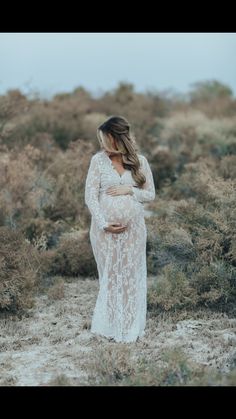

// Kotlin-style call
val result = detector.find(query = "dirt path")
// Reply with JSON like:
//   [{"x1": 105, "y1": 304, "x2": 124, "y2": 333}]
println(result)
[{"x1": 0, "y1": 278, "x2": 235, "y2": 386}]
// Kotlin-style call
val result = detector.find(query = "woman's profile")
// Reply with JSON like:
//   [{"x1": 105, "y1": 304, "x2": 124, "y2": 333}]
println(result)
[{"x1": 85, "y1": 116, "x2": 155, "y2": 343}]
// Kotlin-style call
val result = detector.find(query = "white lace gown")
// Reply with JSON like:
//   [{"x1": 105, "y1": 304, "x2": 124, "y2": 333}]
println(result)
[{"x1": 85, "y1": 150, "x2": 155, "y2": 342}]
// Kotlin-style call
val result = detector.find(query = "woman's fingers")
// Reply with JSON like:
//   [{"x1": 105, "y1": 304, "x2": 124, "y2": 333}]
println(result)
[
  {"x1": 112, "y1": 225, "x2": 127, "y2": 233},
  {"x1": 106, "y1": 185, "x2": 129, "y2": 196},
  {"x1": 106, "y1": 188, "x2": 117, "y2": 195}
]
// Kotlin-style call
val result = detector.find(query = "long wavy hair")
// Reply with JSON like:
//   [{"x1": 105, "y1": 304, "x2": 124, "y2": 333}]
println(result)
[{"x1": 97, "y1": 116, "x2": 146, "y2": 188}]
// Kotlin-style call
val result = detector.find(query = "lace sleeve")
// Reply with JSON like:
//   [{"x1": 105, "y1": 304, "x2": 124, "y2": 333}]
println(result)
[
  {"x1": 131, "y1": 155, "x2": 156, "y2": 203},
  {"x1": 85, "y1": 155, "x2": 109, "y2": 231}
]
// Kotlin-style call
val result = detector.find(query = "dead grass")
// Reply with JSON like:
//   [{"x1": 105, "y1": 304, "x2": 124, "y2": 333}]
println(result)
[
  {"x1": 47, "y1": 278, "x2": 65, "y2": 300},
  {"x1": 0, "y1": 278, "x2": 235, "y2": 386}
]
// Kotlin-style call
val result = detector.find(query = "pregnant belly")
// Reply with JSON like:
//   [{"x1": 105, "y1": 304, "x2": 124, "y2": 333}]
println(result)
[{"x1": 99, "y1": 193, "x2": 143, "y2": 226}]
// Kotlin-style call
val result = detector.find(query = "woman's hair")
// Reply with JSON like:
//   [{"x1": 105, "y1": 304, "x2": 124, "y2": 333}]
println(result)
[{"x1": 97, "y1": 115, "x2": 146, "y2": 188}]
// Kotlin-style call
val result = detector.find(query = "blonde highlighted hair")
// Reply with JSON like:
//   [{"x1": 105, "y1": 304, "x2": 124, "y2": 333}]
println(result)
[{"x1": 97, "y1": 116, "x2": 146, "y2": 188}]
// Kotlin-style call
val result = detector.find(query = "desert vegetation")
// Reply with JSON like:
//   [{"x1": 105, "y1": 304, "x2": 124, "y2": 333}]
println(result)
[{"x1": 0, "y1": 80, "x2": 235, "y2": 385}]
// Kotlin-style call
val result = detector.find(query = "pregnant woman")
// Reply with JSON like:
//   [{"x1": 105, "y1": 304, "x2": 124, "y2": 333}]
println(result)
[{"x1": 85, "y1": 116, "x2": 155, "y2": 343}]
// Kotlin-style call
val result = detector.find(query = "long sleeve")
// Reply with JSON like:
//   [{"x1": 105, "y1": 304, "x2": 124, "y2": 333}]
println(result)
[
  {"x1": 85, "y1": 155, "x2": 109, "y2": 231},
  {"x1": 131, "y1": 155, "x2": 156, "y2": 203}
]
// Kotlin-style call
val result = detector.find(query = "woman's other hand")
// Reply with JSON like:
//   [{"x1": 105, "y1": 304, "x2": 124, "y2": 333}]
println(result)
[{"x1": 106, "y1": 185, "x2": 133, "y2": 196}]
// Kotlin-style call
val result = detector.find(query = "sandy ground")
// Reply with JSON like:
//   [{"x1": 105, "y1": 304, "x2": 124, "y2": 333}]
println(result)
[{"x1": 0, "y1": 277, "x2": 235, "y2": 386}]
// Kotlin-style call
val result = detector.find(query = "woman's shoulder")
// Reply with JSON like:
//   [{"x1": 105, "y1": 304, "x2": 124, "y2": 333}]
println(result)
[
  {"x1": 89, "y1": 151, "x2": 105, "y2": 169},
  {"x1": 137, "y1": 153, "x2": 147, "y2": 163},
  {"x1": 91, "y1": 150, "x2": 103, "y2": 161}
]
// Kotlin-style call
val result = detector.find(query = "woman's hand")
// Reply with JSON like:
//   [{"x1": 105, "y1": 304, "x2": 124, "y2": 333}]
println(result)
[
  {"x1": 104, "y1": 223, "x2": 128, "y2": 234},
  {"x1": 106, "y1": 185, "x2": 132, "y2": 196}
]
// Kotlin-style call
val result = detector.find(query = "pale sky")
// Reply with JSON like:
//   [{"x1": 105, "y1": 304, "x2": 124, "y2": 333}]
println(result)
[{"x1": 0, "y1": 32, "x2": 236, "y2": 98}]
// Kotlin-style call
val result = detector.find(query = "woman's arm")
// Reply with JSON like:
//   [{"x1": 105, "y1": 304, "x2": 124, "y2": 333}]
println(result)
[
  {"x1": 131, "y1": 155, "x2": 156, "y2": 203},
  {"x1": 85, "y1": 155, "x2": 109, "y2": 231}
]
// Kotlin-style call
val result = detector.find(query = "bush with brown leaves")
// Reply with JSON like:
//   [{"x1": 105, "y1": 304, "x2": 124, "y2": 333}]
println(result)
[
  {"x1": 146, "y1": 156, "x2": 236, "y2": 313},
  {"x1": 0, "y1": 227, "x2": 40, "y2": 313},
  {"x1": 45, "y1": 229, "x2": 97, "y2": 277}
]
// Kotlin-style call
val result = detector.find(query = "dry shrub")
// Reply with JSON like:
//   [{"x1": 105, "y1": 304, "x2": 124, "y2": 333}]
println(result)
[
  {"x1": 0, "y1": 144, "x2": 56, "y2": 229},
  {"x1": 36, "y1": 249, "x2": 57, "y2": 282},
  {"x1": 42, "y1": 139, "x2": 94, "y2": 227},
  {"x1": 150, "y1": 145, "x2": 177, "y2": 188},
  {"x1": 88, "y1": 346, "x2": 236, "y2": 386},
  {"x1": 225, "y1": 241, "x2": 236, "y2": 266},
  {"x1": 148, "y1": 264, "x2": 198, "y2": 311},
  {"x1": 0, "y1": 226, "x2": 40, "y2": 313},
  {"x1": 189, "y1": 80, "x2": 236, "y2": 117},
  {"x1": 49, "y1": 229, "x2": 97, "y2": 277},
  {"x1": 0, "y1": 139, "x2": 94, "y2": 242},
  {"x1": 125, "y1": 349, "x2": 200, "y2": 386},
  {"x1": 192, "y1": 96, "x2": 236, "y2": 118},
  {"x1": 128, "y1": 351, "x2": 236, "y2": 386},
  {"x1": 156, "y1": 111, "x2": 236, "y2": 170},
  {"x1": 189, "y1": 260, "x2": 233, "y2": 305},
  {"x1": 24, "y1": 218, "x2": 67, "y2": 247},
  {"x1": 80, "y1": 112, "x2": 108, "y2": 142},
  {"x1": 47, "y1": 278, "x2": 65, "y2": 300},
  {"x1": 147, "y1": 229, "x2": 235, "y2": 312},
  {"x1": 0, "y1": 90, "x2": 30, "y2": 144},
  {"x1": 218, "y1": 155, "x2": 236, "y2": 180},
  {"x1": 45, "y1": 374, "x2": 72, "y2": 386},
  {"x1": 147, "y1": 215, "x2": 196, "y2": 275},
  {"x1": 172, "y1": 160, "x2": 236, "y2": 242},
  {"x1": 88, "y1": 345, "x2": 135, "y2": 385},
  {"x1": 5, "y1": 97, "x2": 84, "y2": 150},
  {"x1": 146, "y1": 158, "x2": 236, "y2": 312}
]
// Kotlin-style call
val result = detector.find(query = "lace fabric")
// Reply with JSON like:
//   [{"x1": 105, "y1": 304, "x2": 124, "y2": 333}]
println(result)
[{"x1": 84, "y1": 150, "x2": 155, "y2": 342}]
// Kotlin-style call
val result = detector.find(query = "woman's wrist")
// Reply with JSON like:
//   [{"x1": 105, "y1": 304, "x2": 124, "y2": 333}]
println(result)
[
  {"x1": 102, "y1": 221, "x2": 110, "y2": 230},
  {"x1": 129, "y1": 186, "x2": 134, "y2": 195}
]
